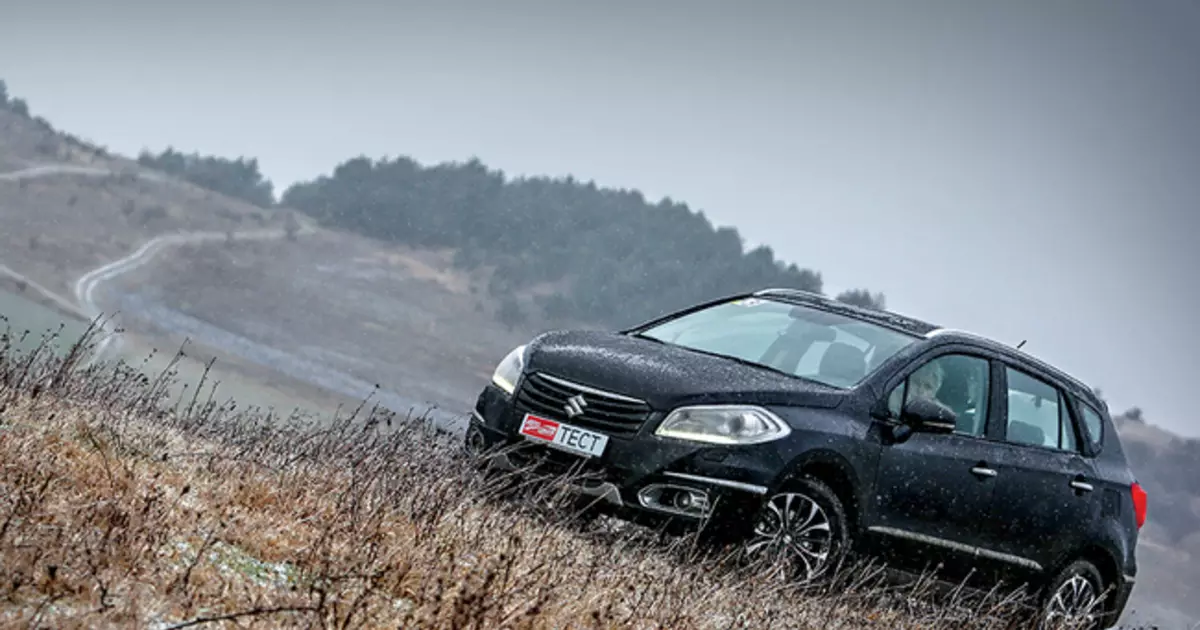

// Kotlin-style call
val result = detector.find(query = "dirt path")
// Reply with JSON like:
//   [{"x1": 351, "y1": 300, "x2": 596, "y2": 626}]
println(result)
[
  {"x1": 0, "y1": 165, "x2": 355, "y2": 422},
  {"x1": 0, "y1": 164, "x2": 464, "y2": 429},
  {"x1": 0, "y1": 164, "x2": 316, "y2": 368}
]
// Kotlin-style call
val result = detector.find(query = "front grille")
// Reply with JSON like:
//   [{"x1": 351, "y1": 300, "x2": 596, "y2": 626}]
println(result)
[{"x1": 516, "y1": 372, "x2": 651, "y2": 436}]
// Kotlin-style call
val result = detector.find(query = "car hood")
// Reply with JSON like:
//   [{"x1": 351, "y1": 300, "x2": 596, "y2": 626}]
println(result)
[{"x1": 524, "y1": 329, "x2": 847, "y2": 410}]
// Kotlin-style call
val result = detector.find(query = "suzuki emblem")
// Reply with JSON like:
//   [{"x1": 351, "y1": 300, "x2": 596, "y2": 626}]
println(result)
[{"x1": 564, "y1": 394, "x2": 588, "y2": 418}]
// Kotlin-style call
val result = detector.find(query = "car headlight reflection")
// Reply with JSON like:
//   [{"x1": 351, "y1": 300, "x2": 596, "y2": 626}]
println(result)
[
  {"x1": 655, "y1": 405, "x2": 790, "y2": 445},
  {"x1": 490, "y1": 344, "x2": 527, "y2": 395}
]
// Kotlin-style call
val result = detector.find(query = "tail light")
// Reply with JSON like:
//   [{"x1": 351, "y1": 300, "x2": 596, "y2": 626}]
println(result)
[{"x1": 1131, "y1": 481, "x2": 1148, "y2": 529}]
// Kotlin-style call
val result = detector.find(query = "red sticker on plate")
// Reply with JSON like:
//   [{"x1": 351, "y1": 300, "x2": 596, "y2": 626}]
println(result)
[{"x1": 520, "y1": 414, "x2": 560, "y2": 441}]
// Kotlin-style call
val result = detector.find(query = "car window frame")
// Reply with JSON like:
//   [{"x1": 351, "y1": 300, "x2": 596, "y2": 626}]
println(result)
[
  {"x1": 875, "y1": 345, "x2": 1001, "y2": 442},
  {"x1": 994, "y1": 361, "x2": 1088, "y2": 456}
]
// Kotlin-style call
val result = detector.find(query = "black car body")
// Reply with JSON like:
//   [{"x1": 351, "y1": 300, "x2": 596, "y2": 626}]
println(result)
[{"x1": 465, "y1": 289, "x2": 1147, "y2": 629}]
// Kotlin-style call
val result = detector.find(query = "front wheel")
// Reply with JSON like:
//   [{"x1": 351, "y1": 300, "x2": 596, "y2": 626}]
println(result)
[
  {"x1": 740, "y1": 476, "x2": 850, "y2": 585},
  {"x1": 1040, "y1": 559, "x2": 1110, "y2": 630}
]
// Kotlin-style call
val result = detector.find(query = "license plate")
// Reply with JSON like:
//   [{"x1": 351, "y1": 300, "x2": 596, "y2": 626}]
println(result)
[{"x1": 518, "y1": 413, "x2": 609, "y2": 458}]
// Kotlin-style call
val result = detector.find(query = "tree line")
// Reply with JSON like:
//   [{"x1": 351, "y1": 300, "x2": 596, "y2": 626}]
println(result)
[
  {"x1": 279, "y1": 155, "x2": 885, "y2": 328},
  {"x1": 0, "y1": 79, "x2": 30, "y2": 117},
  {"x1": 137, "y1": 147, "x2": 275, "y2": 209}
]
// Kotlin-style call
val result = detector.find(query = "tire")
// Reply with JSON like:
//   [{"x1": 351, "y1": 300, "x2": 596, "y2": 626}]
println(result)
[
  {"x1": 739, "y1": 475, "x2": 851, "y2": 586},
  {"x1": 1039, "y1": 559, "x2": 1110, "y2": 630}
]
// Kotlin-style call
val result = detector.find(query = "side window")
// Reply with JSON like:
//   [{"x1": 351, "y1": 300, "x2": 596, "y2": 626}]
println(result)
[
  {"x1": 1003, "y1": 367, "x2": 1080, "y2": 452},
  {"x1": 1077, "y1": 401, "x2": 1105, "y2": 453},
  {"x1": 885, "y1": 353, "x2": 991, "y2": 437}
]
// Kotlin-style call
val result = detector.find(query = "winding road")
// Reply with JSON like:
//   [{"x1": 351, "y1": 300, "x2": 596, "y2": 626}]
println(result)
[
  {"x1": 0, "y1": 163, "x2": 316, "y2": 368},
  {"x1": 0, "y1": 164, "x2": 165, "y2": 183},
  {"x1": 1, "y1": 163, "x2": 462, "y2": 427}
]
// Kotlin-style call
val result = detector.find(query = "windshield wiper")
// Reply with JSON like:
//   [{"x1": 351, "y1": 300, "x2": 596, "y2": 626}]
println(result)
[{"x1": 628, "y1": 332, "x2": 665, "y2": 344}]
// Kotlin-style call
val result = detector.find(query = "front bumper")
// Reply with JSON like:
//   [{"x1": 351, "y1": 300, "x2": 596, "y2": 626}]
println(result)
[{"x1": 468, "y1": 383, "x2": 785, "y2": 525}]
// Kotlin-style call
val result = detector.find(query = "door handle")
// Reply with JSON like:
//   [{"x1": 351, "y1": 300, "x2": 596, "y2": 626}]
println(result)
[
  {"x1": 970, "y1": 466, "x2": 998, "y2": 478},
  {"x1": 1070, "y1": 480, "x2": 1094, "y2": 493}
]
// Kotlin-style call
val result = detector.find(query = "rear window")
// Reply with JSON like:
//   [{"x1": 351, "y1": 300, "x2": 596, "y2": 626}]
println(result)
[
  {"x1": 1077, "y1": 401, "x2": 1105, "y2": 453},
  {"x1": 1003, "y1": 367, "x2": 1079, "y2": 452}
]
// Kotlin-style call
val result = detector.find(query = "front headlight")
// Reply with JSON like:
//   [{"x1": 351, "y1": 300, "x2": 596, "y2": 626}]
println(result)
[
  {"x1": 490, "y1": 344, "x2": 527, "y2": 395},
  {"x1": 655, "y1": 405, "x2": 791, "y2": 445}
]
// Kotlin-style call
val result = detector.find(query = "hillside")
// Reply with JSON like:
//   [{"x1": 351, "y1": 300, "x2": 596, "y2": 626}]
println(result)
[
  {"x1": 0, "y1": 86, "x2": 353, "y2": 420},
  {"x1": 102, "y1": 231, "x2": 536, "y2": 416},
  {"x1": 1112, "y1": 411, "x2": 1200, "y2": 548},
  {"x1": 280, "y1": 156, "x2": 889, "y2": 330},
  {"x1": 0, "y1": 110, "x2": 301, "y2": 300}
]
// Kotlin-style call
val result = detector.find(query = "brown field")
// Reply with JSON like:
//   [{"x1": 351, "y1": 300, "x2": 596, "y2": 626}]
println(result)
[{"x1": 101, "y1": 231, "x2": 540, "y2": 416}]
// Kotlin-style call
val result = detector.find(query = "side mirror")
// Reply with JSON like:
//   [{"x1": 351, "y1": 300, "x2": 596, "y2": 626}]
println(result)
[{"x1": 900, "y1": 397, "x2": 958, "y2": 435}]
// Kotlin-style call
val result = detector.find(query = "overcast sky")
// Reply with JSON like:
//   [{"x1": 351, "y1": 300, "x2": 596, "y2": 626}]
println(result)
[{"x1": 2, "y1": 0, "x2": 1198, "y2": 436}]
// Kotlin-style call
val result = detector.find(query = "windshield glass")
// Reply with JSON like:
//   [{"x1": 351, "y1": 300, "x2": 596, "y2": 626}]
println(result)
[{"x1": 636, "y1": 297, "x2": 919, "y2": 388}]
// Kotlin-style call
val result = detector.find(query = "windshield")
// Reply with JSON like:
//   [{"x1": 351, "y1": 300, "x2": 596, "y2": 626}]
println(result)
[{"x1": 635, "y1": 297, "x2": 919, "y2": 388}]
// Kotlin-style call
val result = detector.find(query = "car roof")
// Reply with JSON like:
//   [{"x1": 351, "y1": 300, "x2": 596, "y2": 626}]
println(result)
[
  {"x1": 753, "y1": 288, "x2": 1105, "y2": 411},
  {"x1": 752, "y1": 288, "x2": 941, "y2": 337},
  {"x1": 924, "y1": 328, "x2": 1102, "y2": 408}
]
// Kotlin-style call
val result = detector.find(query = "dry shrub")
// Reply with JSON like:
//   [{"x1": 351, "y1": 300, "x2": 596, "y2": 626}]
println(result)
[{"x1": 0, "y1": 323, "x2": 1142, "y2": 629}]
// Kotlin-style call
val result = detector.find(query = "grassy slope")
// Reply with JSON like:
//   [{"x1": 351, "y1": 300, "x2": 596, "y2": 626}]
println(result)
[{"x1": 1, "y1": 339, "x2": 1107, "y2": 630}]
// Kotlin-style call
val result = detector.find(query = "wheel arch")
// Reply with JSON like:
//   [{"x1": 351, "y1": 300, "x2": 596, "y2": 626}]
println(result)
[
  {"x1": 1071, "y1": 544, "x2": 1121, "y2": 596},
  {"x1": 1045, "y1": 545, "x2": 1125, "y2": 629},
  {"x1": 782, "y1": 449, "x2": 863, "y2": 534}
]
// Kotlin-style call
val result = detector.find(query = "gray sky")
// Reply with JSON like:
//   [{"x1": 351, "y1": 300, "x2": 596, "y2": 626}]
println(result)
[{"x1": 2, "y1": 0, "x2": 1198, "y2": 436}]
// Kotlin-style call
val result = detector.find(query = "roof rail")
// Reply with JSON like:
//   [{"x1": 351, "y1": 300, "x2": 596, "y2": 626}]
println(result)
[
  {"x1": 925, "y1": 327, "x2": 990, "y2": 341},
  {"x1": 753, "y1": 287, "x2": 827, "y2": 300}
]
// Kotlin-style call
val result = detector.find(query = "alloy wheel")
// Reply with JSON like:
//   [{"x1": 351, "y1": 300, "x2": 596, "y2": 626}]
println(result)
[
  {"x1": 743, "y1": 491, "x2": 834, "y2": 583},
  {"x1": 1044, "y1": 574, "x2": 1102, "y2": 629}
]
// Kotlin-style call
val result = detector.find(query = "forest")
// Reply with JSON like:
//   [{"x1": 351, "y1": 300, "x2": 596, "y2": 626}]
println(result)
[{"x1": 280, "y1": 155, "x2": 885, "y2": 328}]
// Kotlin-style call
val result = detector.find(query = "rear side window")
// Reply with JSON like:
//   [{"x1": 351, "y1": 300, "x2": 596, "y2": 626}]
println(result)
[
  {"x1": 1004, "y1": 367, "x2": 1079, "y2": 452},
  {"x1": 1077, "y1": 402, "x2": 1105, "y2": 453}
]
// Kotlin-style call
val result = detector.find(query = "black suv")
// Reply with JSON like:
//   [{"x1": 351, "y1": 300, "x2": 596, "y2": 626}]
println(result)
[{"x1": 465, "y1": 289, "x2": 1147, "y2": 629}]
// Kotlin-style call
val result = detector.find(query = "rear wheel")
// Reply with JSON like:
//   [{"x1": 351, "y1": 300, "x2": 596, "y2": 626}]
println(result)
[
  {"x1": 1040, "y1": 559, "x2": 1109, "y2": 630},
  {"x1": 740, "y1": 476, "x2": 850, "y2": 585}
]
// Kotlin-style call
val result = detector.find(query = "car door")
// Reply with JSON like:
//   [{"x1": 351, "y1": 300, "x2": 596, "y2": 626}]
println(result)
[
  {"x1": 978, "y1": 364, "x2": 1100, "y2": 575},
  {"x1": 868, "y1": 351, "x2": 1004, "y2": 564}
]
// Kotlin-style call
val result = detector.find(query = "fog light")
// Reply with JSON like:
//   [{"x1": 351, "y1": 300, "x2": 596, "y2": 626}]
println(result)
[
  {"x1": 637, "y1": 484, "x2": 712, "y2": 518},
  {"x1": 464, "y1": 425, "x2": 488, "y2": 457}
]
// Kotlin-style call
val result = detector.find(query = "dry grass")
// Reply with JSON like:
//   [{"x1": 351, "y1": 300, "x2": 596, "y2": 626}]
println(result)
[{"x1": 0, "y1": 326, "x2": 1142, "y2": 630}]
